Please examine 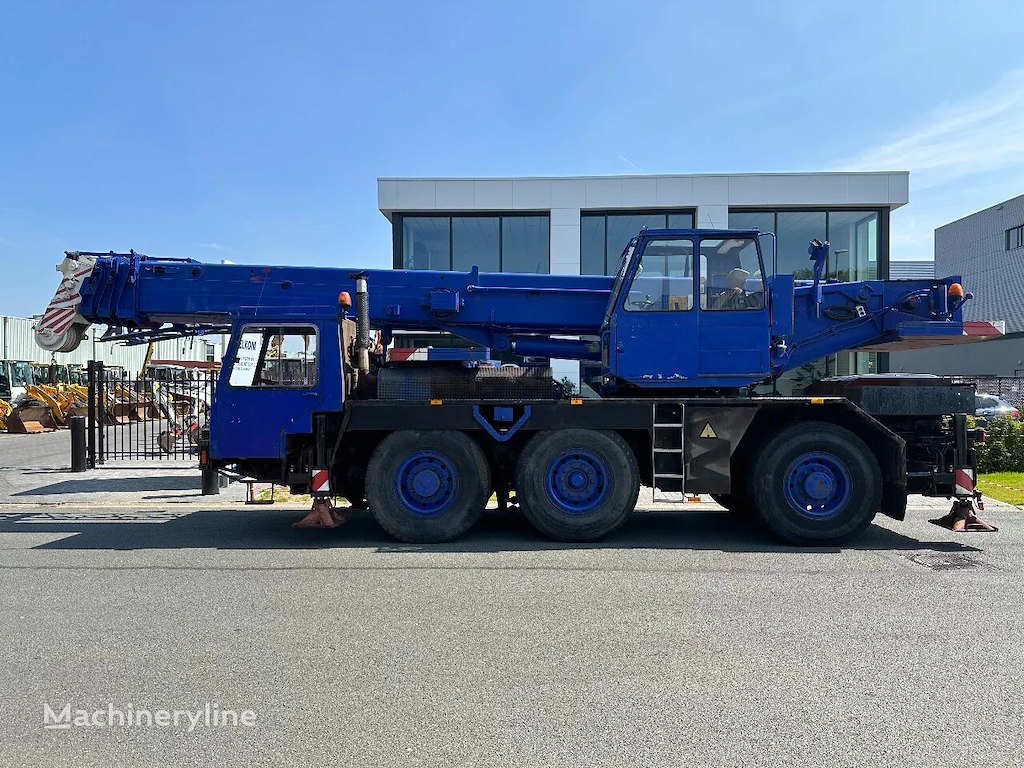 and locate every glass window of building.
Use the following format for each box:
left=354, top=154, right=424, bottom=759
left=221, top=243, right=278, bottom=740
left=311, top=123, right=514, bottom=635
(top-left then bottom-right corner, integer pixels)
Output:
left=729, top=208, right=886, bottom=392
left=452, top=217, right=500, bottom=272
left=400, top=215, right=549, bottom=273
left=776, top=212, right=827, bottom=279
left=501, top=216, right=550, bottom=273
left=402, top=217, right=450, bottom=271
left=581, top=210, right=696, bottom=275
left=828, top=211, right=878, bottom=281
left=729, top=209, right=882, bottom=282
